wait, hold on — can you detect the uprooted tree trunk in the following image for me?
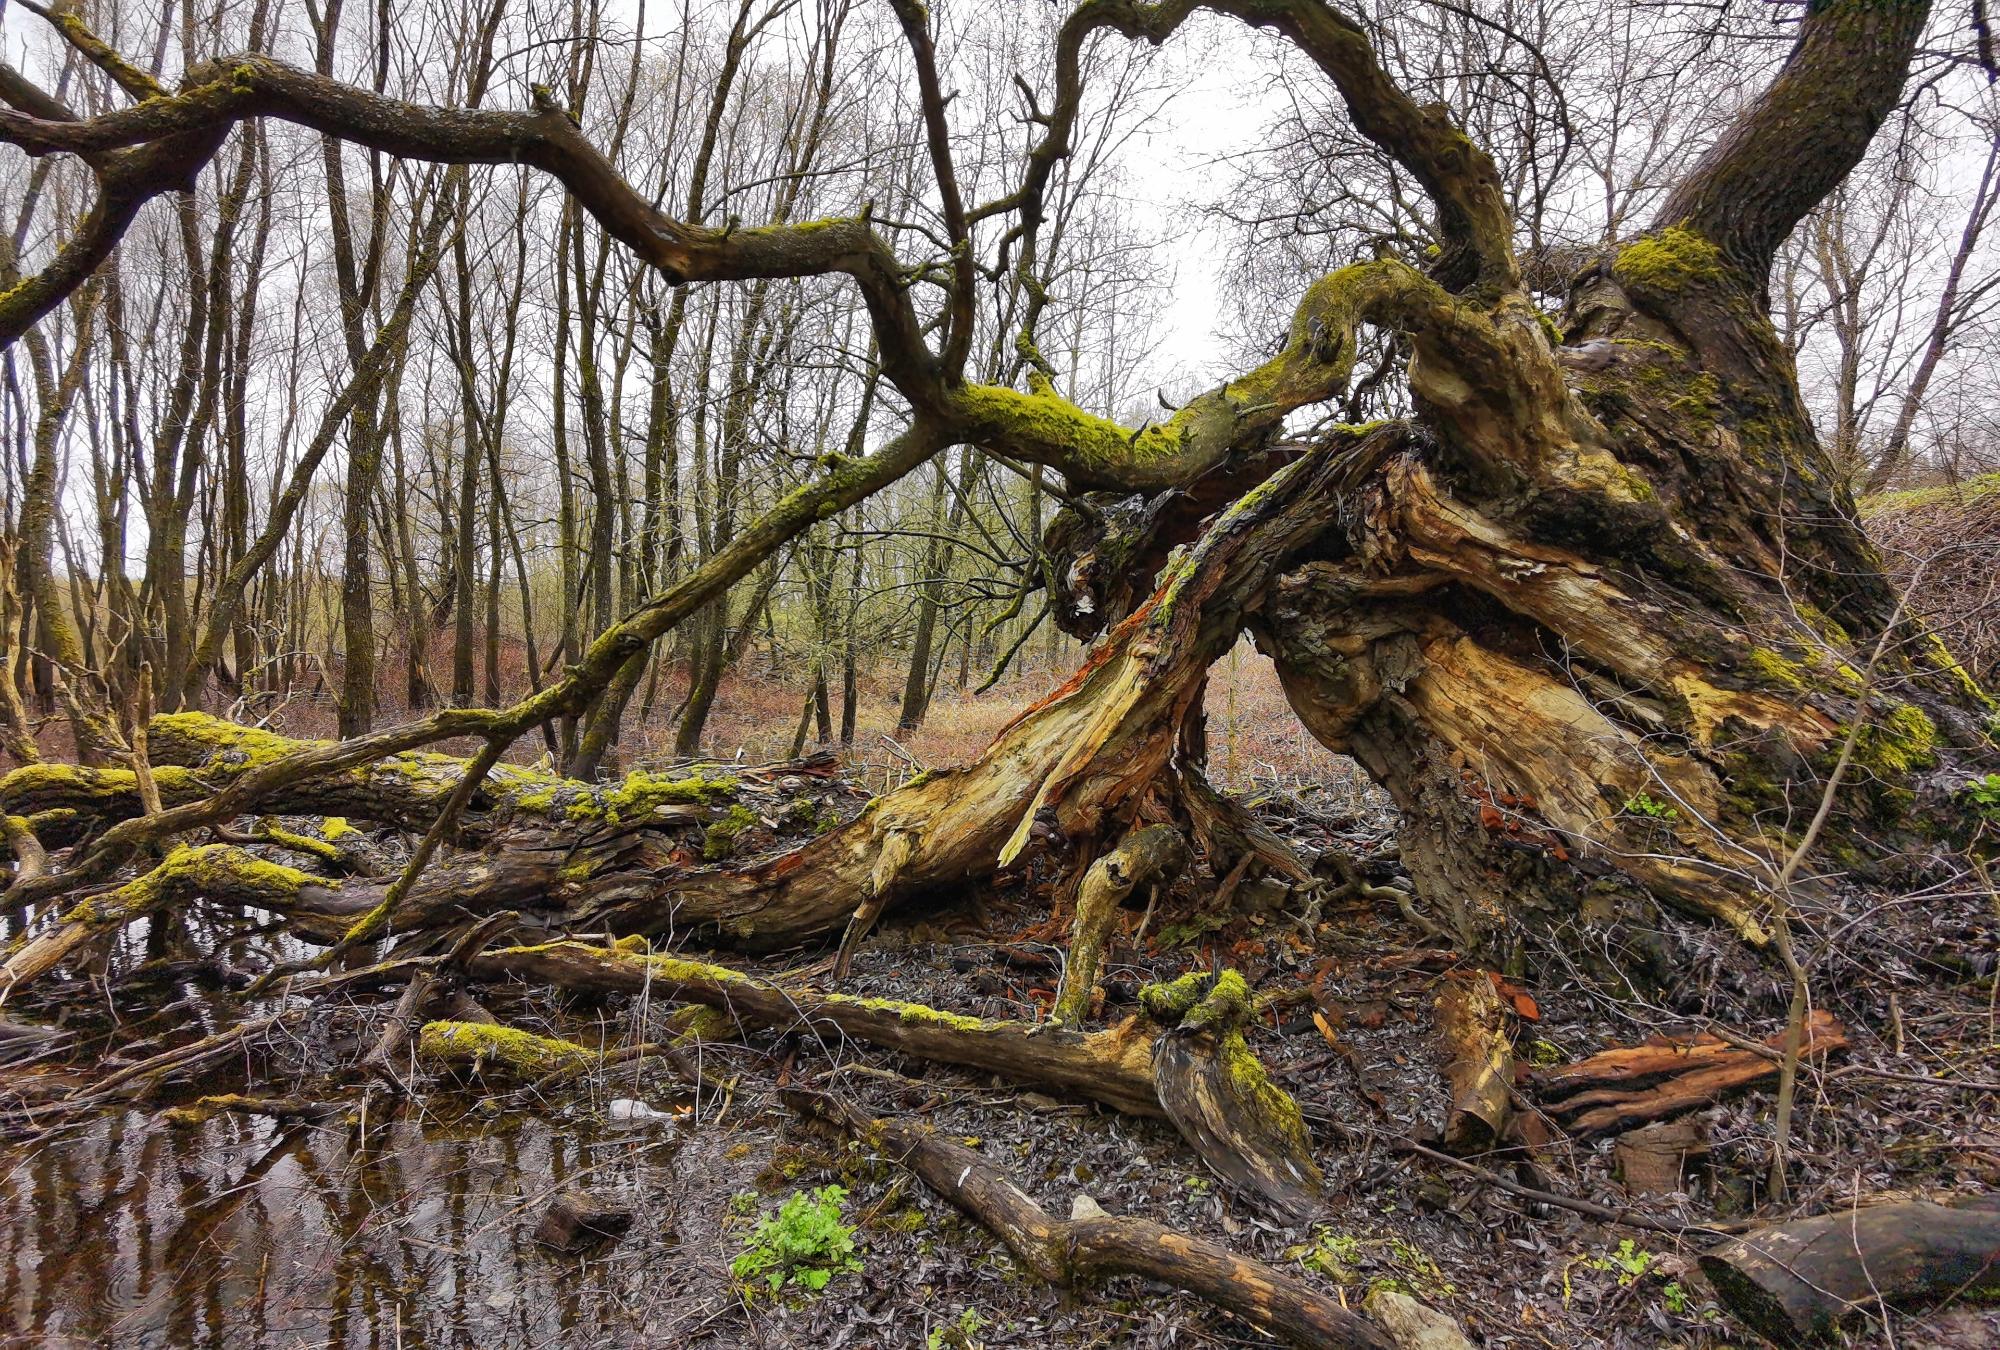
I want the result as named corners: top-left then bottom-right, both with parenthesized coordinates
top-left (5, 1), bottom-right (1994, 1010)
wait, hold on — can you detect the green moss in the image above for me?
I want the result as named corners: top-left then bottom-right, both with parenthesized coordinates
top-left (0, 762), bottom-right (201, 813)
top-left (518, 767), bottom-right (738, 825)
top-left (50, 843), bottom-right (313, 931)
top-left (1139, 970), bottom-right (1212, 1024)
top-left (703, 803), bottom-right (761, 861)
top-left (257, 819), bottom-right (344, 864)
top-left (668, 1005), bottom-right (736, 1044)
top-left (635, 952), bottom-right (759, 988)
top-left (320, 816), bottom-right (355, 840)
top-left (852, 997), bottom-right (989, 1033)
top-left (1613, 226), bottom-right (1727, 294)
top-left (954, 382), bottom-right (1185, 474)
top-left (1218, 1028), bottom-right (1314, 1159)
top-left (149, 711), bottom-right (303, 767)
top-left (1743, 646), bottom-right (1810, 694)
top-left (1919, 633), bottom-right (1995, 709)
top-left (415, 1020), bottom-right (598, 1079)
top-left (1852, 703), bottom-right (1941, 778)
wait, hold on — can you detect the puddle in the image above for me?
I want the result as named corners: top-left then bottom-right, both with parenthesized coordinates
top-left (0, 1099), bottom-right (720, 1347)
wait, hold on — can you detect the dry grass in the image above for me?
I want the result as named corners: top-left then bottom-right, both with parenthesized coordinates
top-left (1863, 472), bottom-right (2000, 690)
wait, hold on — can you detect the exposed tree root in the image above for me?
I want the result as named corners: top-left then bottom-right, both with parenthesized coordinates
top-left (789, 1089), bottom-right (1395, 1350)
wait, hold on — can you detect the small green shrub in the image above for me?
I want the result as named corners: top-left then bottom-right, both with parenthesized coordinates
top-left (1620, 793), bottom-right (1679, 821)
top-left (1588, 1238), bottom-right (1655, 1286)
top-left (1287, 1228), bottom-right (1365, 1282)
top-left (730, 1185), bottom-right (862, 1296)
top-left (1964, 773), bottom-right (2000, 821)
top-left (927, 1307), bottom-right (986, 1350)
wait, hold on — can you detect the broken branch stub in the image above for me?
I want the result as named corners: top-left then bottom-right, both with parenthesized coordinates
top-left (1050, 823), bottom-right (1187, 1025)
top-left (1144, 969), bottom-right (1325, 1223)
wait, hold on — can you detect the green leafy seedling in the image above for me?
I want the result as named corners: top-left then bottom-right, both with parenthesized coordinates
top-left (730, 1184), bottom-right (862, 1297)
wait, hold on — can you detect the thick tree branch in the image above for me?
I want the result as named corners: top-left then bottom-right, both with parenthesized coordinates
top-left (0, 53), bottom-right (938, 387)
top-left (1655, 0), bottom-right (1932, 282)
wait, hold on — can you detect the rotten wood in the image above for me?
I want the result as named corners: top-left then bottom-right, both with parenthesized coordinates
top-left (1435, 970), bottom-right (1511, 1153)
top-left (1530, 1012), bottom-right (1847, 1137)
top-left (1050, 823), bottom-right (1186, 1025)
top-left (1616, 1120), bottom-right (1709, 1196)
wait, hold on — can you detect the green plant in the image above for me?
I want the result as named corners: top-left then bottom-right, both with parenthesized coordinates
top-left (927, 1307), bottom-right (986, 1350)
top-left (1286, 1228), bottom-right (1365, 1282)
top-left (730, 1185), bottom-right (862, 1296)
top-left (1662, 1281), bottom-right (1690, 1314)
top-left (1620, 793), bottom-right (1679, 821)
top-left (728, 1190), bottom-right (760, 1217)
top-left (1589, 1238), bottom-right (1655, 1286)
top-left (1964, 772), bottom-right (2000, 821)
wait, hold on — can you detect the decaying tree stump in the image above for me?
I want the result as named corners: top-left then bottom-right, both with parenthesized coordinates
top-left (1615, 1120), bottom-right (1709, 1196)
top-left (1700, 1194), bottom-right (2000, 1343)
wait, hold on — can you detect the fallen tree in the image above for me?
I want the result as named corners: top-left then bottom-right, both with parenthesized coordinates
top-left (2, 4), bottom-right (1998, 1339)
top-left (1701, 1194), bottom-right (2000, 1344)
top-left (3, 0), bottom-right (1992, 988)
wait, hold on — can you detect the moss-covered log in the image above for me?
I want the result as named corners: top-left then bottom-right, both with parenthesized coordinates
top-left (467, 942), bottom-right (1323, 1216)
top-left (0, 843), bottom-right (322, 997)
top-left (0, 711), bottom-right (742, 841)
top-left (414, 1019), bottom-right (602, 1082)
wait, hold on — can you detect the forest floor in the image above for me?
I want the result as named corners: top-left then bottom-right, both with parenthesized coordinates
top-left (2, 743), bottom-right (1995, 1347)
top-left (2, 656), bottom-right (1997, 1348)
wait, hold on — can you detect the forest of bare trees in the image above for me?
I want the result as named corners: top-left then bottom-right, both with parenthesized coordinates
top-left (1, 1), bottom-right (1997, 1346)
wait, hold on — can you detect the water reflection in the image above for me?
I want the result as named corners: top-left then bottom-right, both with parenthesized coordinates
top-left (1, 1102), bottom-right (700, 1346)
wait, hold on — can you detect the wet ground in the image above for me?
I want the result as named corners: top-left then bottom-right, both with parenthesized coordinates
top-left (3, 780), bottom-right (1997, 1348)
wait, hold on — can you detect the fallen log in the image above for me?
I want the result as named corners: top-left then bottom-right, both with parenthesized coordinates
top-left (789, 1089), bottom-right (1394, 1350)
top-left (466, 939), bottom-right (1164, 1115)
top-left (1699, 1194), bottom-right (2000, 1344)
top-left (1529, 1012), bottom-right (1846, 1137)
top-left (415, 1020), bottom-right (602, 1082)
top-left (467, 942), bottom-right (1325, 1218)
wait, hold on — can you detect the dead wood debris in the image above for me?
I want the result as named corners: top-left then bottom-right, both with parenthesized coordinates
top-left (788, 1088), bottom-right (1395, 1350)
top-left (1701, 1193), bottom-right (2000, 1344)
top-left (1529, 1010), bottom-right (1848, 1137)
